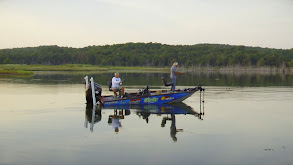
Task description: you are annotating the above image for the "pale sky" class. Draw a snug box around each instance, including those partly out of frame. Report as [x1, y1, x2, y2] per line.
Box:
[1, 0, 293, 49]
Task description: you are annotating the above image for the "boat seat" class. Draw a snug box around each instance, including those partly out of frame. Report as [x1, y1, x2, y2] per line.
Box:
[108, 81, 113, 91]
[161, 77, 173, 86]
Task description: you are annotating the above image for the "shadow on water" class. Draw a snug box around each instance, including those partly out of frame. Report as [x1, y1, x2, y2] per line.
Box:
[1, 71, 293, 87]
[84, 103, 204, 142]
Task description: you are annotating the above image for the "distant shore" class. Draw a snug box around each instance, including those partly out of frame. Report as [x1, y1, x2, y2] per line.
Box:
[180, 66, 292, 74]
[0, 64, 292, 75]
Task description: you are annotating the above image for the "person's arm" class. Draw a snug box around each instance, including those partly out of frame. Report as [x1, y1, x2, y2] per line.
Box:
[175, 71, 184, 75]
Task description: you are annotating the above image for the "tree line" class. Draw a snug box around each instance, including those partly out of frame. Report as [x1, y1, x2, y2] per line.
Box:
[1, 43, 293, 67]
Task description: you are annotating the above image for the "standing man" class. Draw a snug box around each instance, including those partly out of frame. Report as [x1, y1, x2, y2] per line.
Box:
[112, 72, 125, 98]
[170, 62, 184, 92]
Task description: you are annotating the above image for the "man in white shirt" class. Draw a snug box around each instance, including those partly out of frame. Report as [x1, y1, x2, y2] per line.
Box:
[112, 72, 125, 98]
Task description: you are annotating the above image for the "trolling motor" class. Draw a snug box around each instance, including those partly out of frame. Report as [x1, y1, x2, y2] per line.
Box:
[86, 83, 102, 104]
[198, 83, 205, 114]
[197, 83, 205, 92]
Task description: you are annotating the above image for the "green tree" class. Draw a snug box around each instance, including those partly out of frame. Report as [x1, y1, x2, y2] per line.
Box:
[0, 43, 292, 67]
[3, 57, 12, 64]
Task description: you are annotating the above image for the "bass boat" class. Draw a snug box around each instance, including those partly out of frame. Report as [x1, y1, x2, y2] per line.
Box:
[84, 76, 204, 106]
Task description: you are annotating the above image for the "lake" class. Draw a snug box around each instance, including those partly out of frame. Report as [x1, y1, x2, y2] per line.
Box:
[0, 72, 292, 165]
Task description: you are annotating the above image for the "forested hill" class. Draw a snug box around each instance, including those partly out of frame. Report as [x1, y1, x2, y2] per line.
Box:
[1, 43, 293, 67]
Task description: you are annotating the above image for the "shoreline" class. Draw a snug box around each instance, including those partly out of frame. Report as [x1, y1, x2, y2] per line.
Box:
[0, 69, 33, 75]
[0, 64, 292, 75]
[180, 66, 292, 75]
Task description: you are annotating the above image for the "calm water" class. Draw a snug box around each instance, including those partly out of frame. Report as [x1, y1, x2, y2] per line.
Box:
[0, 72, 293, 165]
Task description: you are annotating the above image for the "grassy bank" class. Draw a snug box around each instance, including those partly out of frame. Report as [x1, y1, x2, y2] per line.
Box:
[0, 64, 108, 71]
[104, 66, 169, 72]
[0, 69, 33, 75]
[0, 64, 169, 73]
[1, 64, 291, 75]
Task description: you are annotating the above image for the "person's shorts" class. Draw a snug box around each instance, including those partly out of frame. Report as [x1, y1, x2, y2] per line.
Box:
[112, 87, 122, 91]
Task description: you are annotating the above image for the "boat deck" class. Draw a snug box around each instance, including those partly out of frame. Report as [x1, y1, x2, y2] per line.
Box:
[102, 89, 179, 101]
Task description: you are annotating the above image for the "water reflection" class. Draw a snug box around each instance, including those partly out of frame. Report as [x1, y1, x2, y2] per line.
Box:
[85, 103, 204, 141]
[107, 109, 130, 133]
[84, 103, 102, 132]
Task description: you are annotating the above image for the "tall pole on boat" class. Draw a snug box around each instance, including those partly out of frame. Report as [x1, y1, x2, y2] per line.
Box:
[202, 88, 205, 115]
[90, 77, 97, 105]
[200, 89, 202, 112]
[84, 76, 89, 88]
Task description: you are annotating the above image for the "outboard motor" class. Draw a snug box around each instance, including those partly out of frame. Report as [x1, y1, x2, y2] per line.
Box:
[86, 83, 102, 104]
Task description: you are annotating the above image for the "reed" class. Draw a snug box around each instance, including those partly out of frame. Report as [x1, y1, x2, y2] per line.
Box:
[0, 69, 33, 75]
[1, 64, 291, 74]
[0, 64, 169, 72]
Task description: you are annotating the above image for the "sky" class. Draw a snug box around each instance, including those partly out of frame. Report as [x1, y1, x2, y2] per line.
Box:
[0, 0, 293, 49]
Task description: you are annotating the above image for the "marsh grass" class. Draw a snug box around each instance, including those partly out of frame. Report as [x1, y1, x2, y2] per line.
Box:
[0, 64, 169, 72]
[2, 64, 290, 75]
[0, 64, 109, 71]
[106, 66, 169, 72]
[0, 69, 33, 75]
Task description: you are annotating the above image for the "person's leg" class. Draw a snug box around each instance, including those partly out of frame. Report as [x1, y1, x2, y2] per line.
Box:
[121, 87, 125, 97]
[172, 78, 176, 92]
[113, 89, 117, 97]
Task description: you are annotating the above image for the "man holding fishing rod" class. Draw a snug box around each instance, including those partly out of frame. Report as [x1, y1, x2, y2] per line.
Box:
[112, 72, 125, 98]
[170, 62, 184, 92]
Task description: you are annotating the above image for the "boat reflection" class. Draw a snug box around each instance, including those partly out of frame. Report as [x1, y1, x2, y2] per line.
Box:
[84, 103, 102, 132]
[85, 103, 204, 141]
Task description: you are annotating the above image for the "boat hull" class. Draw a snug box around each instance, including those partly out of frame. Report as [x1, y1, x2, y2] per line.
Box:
[102, 91, 196, 106]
